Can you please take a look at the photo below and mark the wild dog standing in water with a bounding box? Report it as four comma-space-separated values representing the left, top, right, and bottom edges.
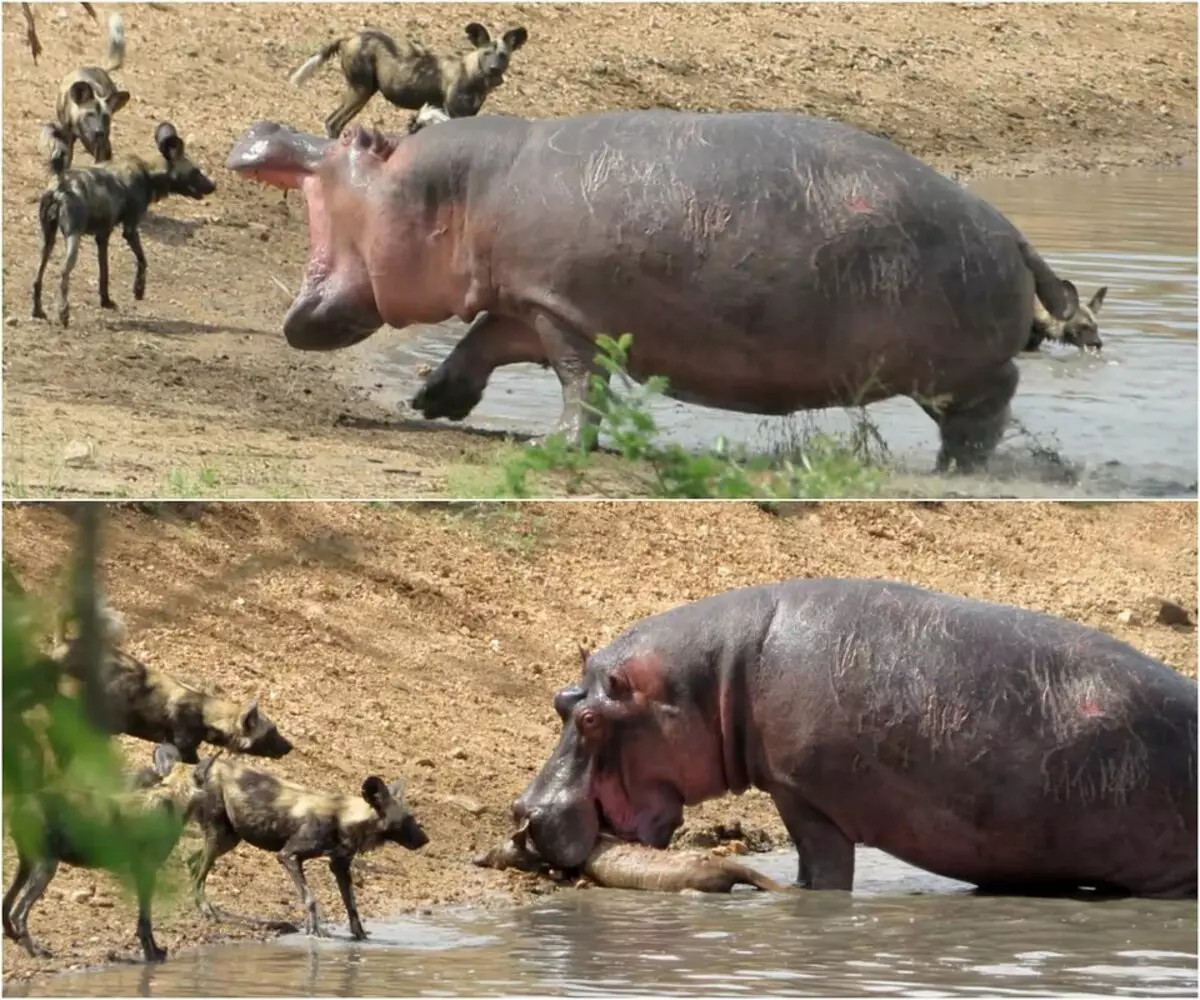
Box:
1026, 285, 1108, 352
188, 756, 428, 939
2, 743, 207, 964
49, 12, 129, 170
289, 22, 529, 138
49, 602, 292, 764
31, 122, 217, 328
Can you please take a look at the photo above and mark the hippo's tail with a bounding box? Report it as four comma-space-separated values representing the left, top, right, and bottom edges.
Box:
289, 41, 340, 87
1018, 238, 1079, 322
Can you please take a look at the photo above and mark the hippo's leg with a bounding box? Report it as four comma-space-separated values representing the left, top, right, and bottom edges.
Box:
771, 790, 855, 891
412, 313, 547, 422
921, 360, 1019, 475
530, 313, 611, 449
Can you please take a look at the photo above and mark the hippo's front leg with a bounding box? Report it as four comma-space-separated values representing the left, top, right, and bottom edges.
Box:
771, 789, 855, 891
412, 313, 547, 422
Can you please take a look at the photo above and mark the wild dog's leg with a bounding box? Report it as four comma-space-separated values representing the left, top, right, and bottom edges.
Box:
324, 86, 374, 139
30, 208, 59, 320
55, 231, 82, 328
329, 851, 366, 940
123, 224, 147, 301
134, 869, 167, 963
277, 821, 332, 937
11, 858, 58, 958
2, 858, 30, 941
97, 231, 116, 309
189, 819, 240, 920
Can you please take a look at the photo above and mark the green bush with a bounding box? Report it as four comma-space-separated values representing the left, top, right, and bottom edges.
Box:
497, 334, 888, 499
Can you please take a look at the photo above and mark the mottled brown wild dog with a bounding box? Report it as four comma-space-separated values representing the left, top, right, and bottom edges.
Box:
1026, 285, 1108, 352
50, 11, 129, 171
31, 122, 217, 328
2, 743, 207, 964
189, 756, 428, 940
289, 21, 529, 138
49, 602, 291, 764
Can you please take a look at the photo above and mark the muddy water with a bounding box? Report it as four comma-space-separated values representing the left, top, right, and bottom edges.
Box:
13, 849, 1197, 998
345, 166, 1198, 499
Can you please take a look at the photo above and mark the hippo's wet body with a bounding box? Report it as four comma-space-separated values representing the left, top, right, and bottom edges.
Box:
227, 111, 1083, 472
511, 579, 1198, 899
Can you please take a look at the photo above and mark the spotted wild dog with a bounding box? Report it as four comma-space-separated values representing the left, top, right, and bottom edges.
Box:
48, 601, 292, 764
47, 11, 129, 171
1026, 285, 1108, 352
31, 122, 217, 328
188, 756, 428, 940
2, 743, 209, 964
289, 21, 529, 138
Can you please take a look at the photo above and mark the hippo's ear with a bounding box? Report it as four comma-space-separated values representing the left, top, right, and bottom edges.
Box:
1088, 286, 1108, 315
503, 27, 528, 50
577, 644, 591, 672
465, 22, 491, 47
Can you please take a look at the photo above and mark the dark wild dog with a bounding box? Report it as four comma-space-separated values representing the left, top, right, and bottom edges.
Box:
21, 2, 98, 65
2, 743, 206, 964
289, 21, 529, 138
1026, 285, 1108, 352
49, 11, 129, 170
188, 756, 428, 940
49, 603, 292, 764
31, 122, 218, 328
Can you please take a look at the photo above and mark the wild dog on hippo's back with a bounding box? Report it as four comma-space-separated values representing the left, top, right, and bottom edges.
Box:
51, 610, 291, 764
188, 756, 429, 939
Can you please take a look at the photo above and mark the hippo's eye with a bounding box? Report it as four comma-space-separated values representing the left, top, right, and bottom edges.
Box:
577, 708, 600, 733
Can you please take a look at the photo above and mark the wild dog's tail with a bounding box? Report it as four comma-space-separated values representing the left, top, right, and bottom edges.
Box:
39, 123, 71, 176
1018, 238, 1079, 323
106, 12, 125, 71
289, 40, 341, 86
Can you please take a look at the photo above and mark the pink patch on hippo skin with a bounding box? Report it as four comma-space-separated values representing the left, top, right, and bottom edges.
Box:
846, 196, 872, 213
1079, 698, 1104, 718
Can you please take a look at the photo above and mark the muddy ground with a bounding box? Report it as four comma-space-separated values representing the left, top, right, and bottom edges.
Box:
2, 499, 1197, 983
2, 3, 1197, 498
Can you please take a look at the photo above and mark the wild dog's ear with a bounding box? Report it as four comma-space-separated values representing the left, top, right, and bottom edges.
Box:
68, 80, 96, 106
193, 749, 223, 788
1088, 286, 1108, 314
387, 778, 406, 802
465, 22, 491, 47
1060, 279, 1080, 321
503, 27, 528, 50
362, 775, 392, 814
108, 90, 130, 114
153, 742, 183, 777
237, 697, 261, 732
155, 122, 184, 161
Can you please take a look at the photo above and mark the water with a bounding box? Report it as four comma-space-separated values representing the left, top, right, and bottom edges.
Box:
13, 849, 1197, 997
343, 166, 1198, 498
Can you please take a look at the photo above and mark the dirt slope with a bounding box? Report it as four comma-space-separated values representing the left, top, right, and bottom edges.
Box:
2, 3, 1196, 498
2, 499, 1196, 983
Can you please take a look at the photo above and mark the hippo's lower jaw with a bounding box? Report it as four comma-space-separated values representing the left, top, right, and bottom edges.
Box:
282, 290, 383, 351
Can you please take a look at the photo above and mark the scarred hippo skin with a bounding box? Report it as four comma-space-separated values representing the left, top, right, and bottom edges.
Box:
510, 579, 1198, 899
474, 832, 789, 893
225, 112, 1085, 473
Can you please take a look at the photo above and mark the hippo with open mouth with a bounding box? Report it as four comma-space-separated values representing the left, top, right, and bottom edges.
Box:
511, 579, 1197, 899
226, 110, 1088, 473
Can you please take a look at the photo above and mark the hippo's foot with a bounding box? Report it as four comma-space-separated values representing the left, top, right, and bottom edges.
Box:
924, 361, 1019, 476
411, 366, 484, 423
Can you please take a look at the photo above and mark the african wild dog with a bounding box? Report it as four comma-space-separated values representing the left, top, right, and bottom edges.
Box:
289, 21, 529, 139
31, 122, 218, 328
1026, 285, 1108, 352
49, 12, 129, 171
2, 743, 207, 964
48, 601, 292, 764
188, 756, 428, 940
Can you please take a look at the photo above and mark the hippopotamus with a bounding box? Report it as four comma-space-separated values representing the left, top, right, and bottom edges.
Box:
474, 830, 789, 893
225, 110, 1087, 472
510, 579, 1198, 899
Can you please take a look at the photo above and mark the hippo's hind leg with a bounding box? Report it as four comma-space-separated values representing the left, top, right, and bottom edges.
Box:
771, 790, 855, 891
529, 311, 610, 449
920, 360, 1019, 475
412, 313, 547, 423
